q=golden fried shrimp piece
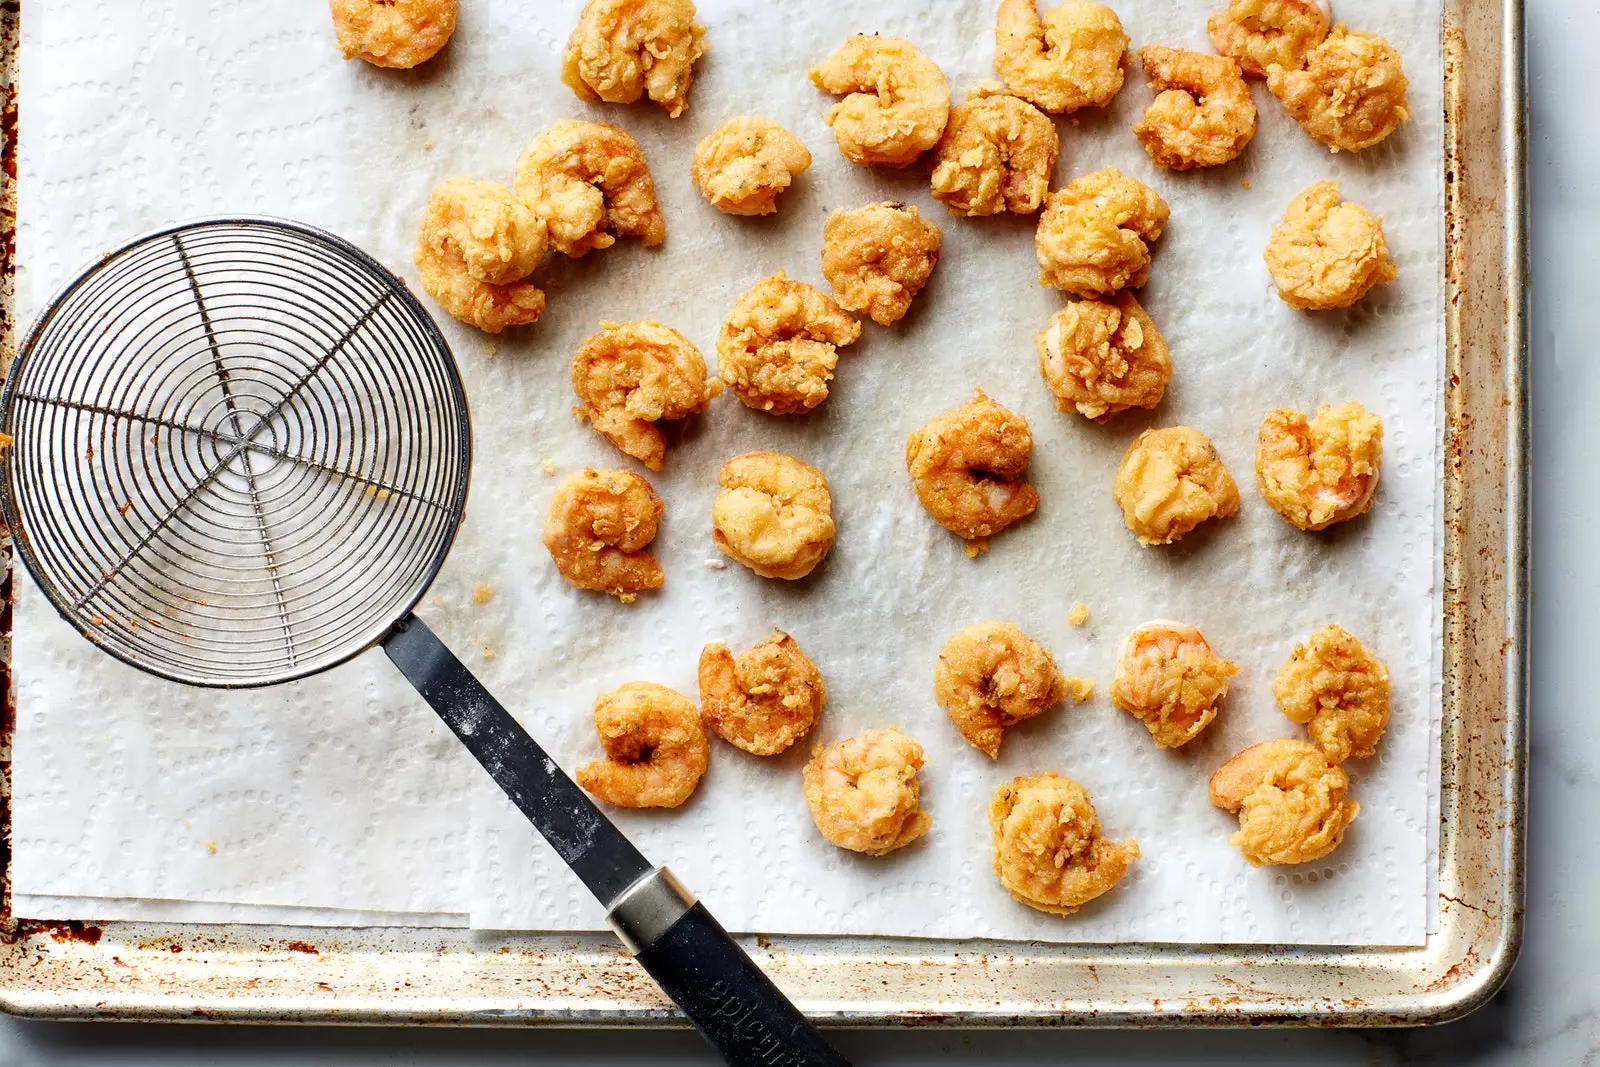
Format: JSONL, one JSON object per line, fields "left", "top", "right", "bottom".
{"left": 1209, "top": 739, "right": 1358, "bottom": 865}
{"left": 415, "top": 179, "right": 547, "bottom": 334}
{"left": 1274, "top": 625, "right": 1391, "bottom": 763}
{"left": 576, "top": 682, "right": 709, "bottom": 808}
{"left": 994, "top": 0, "right": 1128, "bottom": 114}
{"left": 906, "top": 389, "right": 1040, "bottom": 545}
{"left": 1110, "top": 621, "right": 1238, "bottom": 748}
{"left": 715, "top": 272, "right": 861, "bottom": 414}
{"left": 928, "top": 83, "right": 1060, "bottom": 217}
{"left": 1264, "top": 181, "right": 1397, "bottom": 310}
{"left": 820, "top": 202, "right": 942, "bottom": 327}
{"left": 802, "top": 728, "right": 932, "bottom": 856}
{"left": 515, "top": 120, "right": 665, "bottom": 258}
{"left": 1133, "top": 46, "right": 1256, "bottom": 170}
{"left": 1256, "top": 401, "right": 1383, "bottom": 531}
{"left": 1267, "top": 25, "right": 1410, "bottom": 153}
{"left": 698, "top": 631, "right": 826, "bottom": 756}
{"left": 541, "top": 468, "right": 664, "bottom": 602}
{"left": 989, "top": 773, "right": 1139, "bottom": 915}
{"left": 1036, "top": 292, "right": 1171, "bottom": 422}
{"left": 1206, "top": 0, "right": 1329, "bottom": 78}
{"left": 808, "top": 35, "right": 951, "bottom": 168}
{"left": 711, "top": 452, "right": 835, "bottom": 580}
{"left": 330, "top": 0, "right": 457, "bottom": 69}
{"left": 570, "top": 320, "right": 721, "bottom": 472}
{"left": 1113, "top": 426, "right": 1239, "bottom": 545}
{"left": 560, "top": 0, "right": 708, "bottom": 118}
{"left": 1035, "top": 167, "right": 1169, "bottom": 297}
{"left": 935, "top": 621, "right": 1067, "bottom": 758}
{"left": 690, "top": 117, "right": 812, "bottom": 216}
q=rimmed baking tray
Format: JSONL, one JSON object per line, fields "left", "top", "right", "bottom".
{"left": 0, "top": 0, "right": 1526, "bottom": 1027}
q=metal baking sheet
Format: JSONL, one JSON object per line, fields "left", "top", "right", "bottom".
{"left": 0, "top": 0, "right": 1526, "bottom": 1027}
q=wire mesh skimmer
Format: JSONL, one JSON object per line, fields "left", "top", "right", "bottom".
{"left": 1, "top": 218, "right": 847, "bottom": 1067}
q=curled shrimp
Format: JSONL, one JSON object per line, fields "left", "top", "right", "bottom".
{"left": 690, "top": 116, "right": 812, "bottom": 216}
{"left": 711, "top": 451, "right": 836, "bottom": 580}
{"left": 1273, "top": 624, "right": 1391, "bottom": 763}
{"left": 989, "top": 773, "right": 1139, "bottom": 915}
{"left": 698, "top": 630, "right": 825, "bottom": 756}
{"left": 1036, "top": 292, "right": 1171, "bottom": 422}
{"left": 1264, "top": 181, "right": 1397, "bottom": 310}
{"left": 935, "top": 621, "right": 1072, "bottom": 758}
{"left": 716, "top": 271, "right": 861, "bottom": 415}
{"left": 541, "top": 468, "right": 664, "bottom": 602}
{"left": 1256, "top": 401, "right": 1383, "bottom": 531}
{"left": 1112, "top": 426, "right": 1240, "bottom": 545}
{"left": 994, "top": 0, "right": 1128, "bottom": 114}
{"left": 1267, "top": 25, "right": 1410, "bottom": 153}
{"left": 1133, "top": 46, "right": 1256, "bottom": 170}
{"left": 576, "top": 682, "right": 709, "bottom": 808}
{"left": 929, "top": 83, "right": 1060, "bottom": 217}
{"left": 571, "top": 320, "right": 722, "bottom": 472}
{"left": 329, "top": 0, "right": 457, "bottom": 69}
{"left": 414, "top": 177, "right": 547, "bottom": 333}
{"left": 820, "top": 201, "right": 942, "bottom": 327}
{"left": 802, "top": 728, "right": 932, "bottom": 856}
{"left": 560, "top": 0, "right": 708, "bottom": 118}
{"left": 515, "top": 120, "right": 665, "bottom": 258}
{"left": 1034, "top": 166, "right": 1169, "bottom": 297}
{"left": 1110, "top": 621, "right": 1239, "bottom": 748}
{"left": 1207, "top": 0, "right": 1330, "bottom": 79}
{"left": 1209, "top": 739, "right": 1358, "bottom": 865}
{"left": 808, "top": 35, "right": 951, "bottom": 168}
{"left": 906, "top": 389, "right": 1039, "bottom": 547}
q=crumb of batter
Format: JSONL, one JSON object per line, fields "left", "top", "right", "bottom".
{"left": 821, "top": 201, "right": 941, "bottom": 327}
{"left": 929, "top": 82, "right": 1060, "bottom": 217}
{"left": 716, "top": 272, "right": 861, "bottom": 414}
{"left": 1064, "top": 675, "right": 1094, "bottom": 701}
{"left": 994, "top": 0, "right": 1129, "bottom": 114}
{"left": 699, "top": 630, "right": 825, "bottom": 756}
{"left": 1036, "top": 291, "right": 1171, "bottom": 422}
{"left": 472, "top": 582, "right": 494, "bottom": 605}
{"left": 1035, "top": 167, "right": 1169, "bottom": 296}
{"left": 415, "top": 178, "right": 547, "bottom": 333}
{"left": 936, "top": 621, "right": 1068, "bottom": 758}
{"left": 1111, "top": 621, "right": 1238, "bottom": 748}
{"left": 576, "top": 682, "right": 709, "bottom": 808}
{"left": 691, "top": 116, "right": 812, "bottom": 216}
{"left": 571, "top": 320, "right": 721, "bottom": 472}
{"left": 989, "top": 772, "right": 1139, "bottom": 915}
{"left": 1256, "top": 401, "right": 1383, "bottom": 530}
{"left": 1113, "top": 426, "right": 1239, "bottom": 545}
{"left": 1068, "top": 603, "right": 1089, "bottom": 626}
{"left": 1274, "top": 624, "right": 1391, "bottom": 763}
{"left": 803, "top": 728, "right": 932, "bottom": 855}
{"left": 809, "top": 34, "right": 951, "bottom": 168}
{"left": 1207, "top": 0, "right": 1329, "bottom": 79}
{"left": 711, "top": 451, "right": 835, "bottom": 580}
{"left": 561, "top": 0, "right": 708, "bottom": 118}
{"left": 515, "top": 120, "right": 665, "bottom": 258}
{"left": 330, "top": 0, "right": 457, "bottom": 69}
{"left": 1133, "top": 45, "right": 1256, "bottom": 171}
{"left": 541, "top": 458, "right": 559, "bottom": 477}
{"left": 906, "top": 389, "right": 1039, "bottom": 545}
{"left": 1209, "top": 738, "right": 1358, "bottom": 865}
{"left": 542, "top": 468, "right": 664, "bottom": 602}
{"left": 1264, "top": 181, "right": 1397, "bottom": 310}
{"left": 1267, "top": 25, "right": 1410, "bottom": 153}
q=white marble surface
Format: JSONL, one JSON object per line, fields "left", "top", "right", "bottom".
{"left": 0, "top": 0, "right": 1587, "bottom": 1062}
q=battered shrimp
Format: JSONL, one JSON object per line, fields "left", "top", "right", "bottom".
{"left": 989, "top": 773, "right": 1139, "bottom": 915}
{"left": 1256, "top": 401, "right": 1383, "bottom": 531}
{"left": 928, "top": 83, "right": 1060, "bottom": 217}
{"left": 1036, "top": 292, "right": 1171, "bottom": 422}
{"left": 560, "top": 0, "right": 708, "bottom": 118}
{"left": 716, "top": 272, "right": 861, "bottom": 415}
{"left": 329, "top": 0, "right": 456, "bottom": 69}
{"left": 698, "top": 631, "right": 825, "bottom": 756}
{"left": 415, "top": 179, "right": 547, "bottom": 334}
{"left": 1112, "top": 426, "right": 1240, "bottom": 545}
{"left": 1207, "top": 0, "right": 1330, "bottom": 78}
{"left": 570, "top": 320, "right": 722, "bottom": 472}
{"left": 541, "top": 468, "right": 664, "bottom": 602}
{"left": 802, "top": 728, "right": 932, "bottom": 856}
{"left": 905, "top": 389, "right": 1040, "bottom": 546}
{"left": 711, "top": 451, "right": 835, "bottom": 580}
{"left": 1268, "top": 25, "right": 1410, "bottom": 153}
{"left": 1274, "top": 624, "right": 1391, "bottom": 763}
{"left": 808, "top": 35, "right": 951, "bottom": 168}
{"left": 1209, "top": 739, "right": 1358, "bottom": 865}
{"left": 935, "top": 621, "right": 1069, "bottom": 758}
{"left": 994, "top": 0, "right": 1128, "bottom": 114}
{"left": 820, "top": 202, "right": 941, "bottom": 327}
{"left": 1035, "top": 167, "right": 1169, "bottom": 297}
{"left": 515, "top": 120, "right": 665, "bottom": 258}
{"left": 1133, "top": 46, "right": 1256, "bottom": 171}
{"left": 1264, "top": 181, "right": 1397, "bottom": 310}
{"left": 690, "top": 117, "right": 812, "bottom": 216}
{"left": 1110, "top": 621, "right": 1239, "bottom": 748}
{"left": 576, "top": 682, "right": 709, "bottom": 808}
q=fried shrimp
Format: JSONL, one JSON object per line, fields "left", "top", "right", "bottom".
{"left": 808, "top": 35, "right": 951, "bottom": 168}
{"left": 330, "top": 0, "right": 457, "bottom": 69}
{"left": 576, "top": 682, "right": 709, "bottom": 808}
{"left": 1268, "top": 25, "right": 1410, "bottom": 153}
{"left": 1256, "top": 401, "right": 1383, "bottom": 531}
{"left": 1133, "top": 46, "right": 1256, "bottom": 170}
{"left": 560, "top": 0, "right": 708, "bottom": 118}
{"left": 1209, "top": 739, "right": 1359, "bottom": 865}
{"left": 541, "top": 468, "right": 664, "bottom": 602}
{"left": 906, "top": 389, "right": 1040, "bottom": 546}
{"left": 690, "top": 117, "right": 812, "bottom": 216}
{"left": 570, "top": 321, "right": 720, "bottom": 472}
{"left": 711, "top": 452, "right": 835, "bottom": 580}
{"left": 1035, "top": 167, "right": 1169, "bottom": 297}
{"left": 928, "top": 83, "right": 1060, "bottom": 217}
{"left": 989, "top": 773, "right": 1139, "bottom": 915}
{"left": 515, "top": 120, "right": 665, "bottom": 258}
{"left": 935, "top": 621, "right": 1068, "bottom": 758}
{"left": 698, "top": 631, "right": 825, "bottom": 756}
{"left": 1036, "top": 292, "right": 1171, "bottom": 422}
{"left": 802, "top": 728, "right": 932, "bottom": 855}
{"left": 820, "top": 201, "right": 942, "bottom": 327}
{"left": 1113, "top": 426, "right": 1240, "bottom": 545}
{"left": 994, "top": 0, "right": 1128, "bottom": 114}
{"left": 415, "top": 178, "right": 547, "bottom": 334}
{"left": 1264, "top": 181, "right": 1397, "bottom": 310}
{"left": 1274, "top": 625, "right": 1391, "bottom": 763}
{"left": 1207, "top": 0, "right": 1330, "bottom": 78}
{"left": 716, "top": 272, "right": 861, "bottom": 414}
{"left": 1110, "top": 621, "right": 1239, "bottom": 748}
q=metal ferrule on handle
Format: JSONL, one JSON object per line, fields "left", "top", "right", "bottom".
{"left": 607, "top": 867, "right": 696, "bottom": 954}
